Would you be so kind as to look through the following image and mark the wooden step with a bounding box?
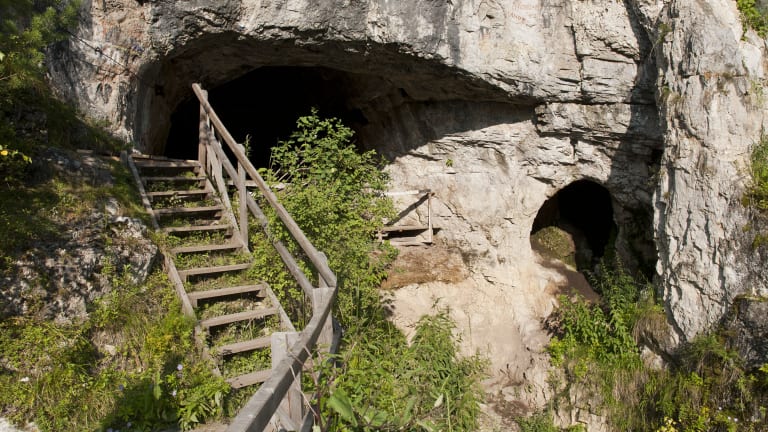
[216,336,271,356]
[161,224,233,235]
[134,159,200,169]
[142,175,206,182]
[153,205,223,217]
[200,308,278,329]
[171,242,242,255]
[178,262,252,280]
[380,225,432,233]
[226,369,271,389]
[187,284,266,307]
[147,189,211,198]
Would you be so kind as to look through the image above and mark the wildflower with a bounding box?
[177,363,183,371]
[1,150,8,156]
[171,389,177,397]
[19,377,30,383]
[118,384,125,391]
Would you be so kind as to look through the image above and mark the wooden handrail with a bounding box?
[192,83,337,288]
[191,83,338,431]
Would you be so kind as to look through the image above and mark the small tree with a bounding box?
[0,0,80,182]
[260,109,396,327]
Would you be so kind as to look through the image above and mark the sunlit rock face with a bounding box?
[48,0,768,425]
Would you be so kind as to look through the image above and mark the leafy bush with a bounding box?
[546,259,642,366]
[322,312,486,432]
[737,0,768,38]
[258,109,397,329]
[250,112,486,431]
[0,0,88,184]
[546,258,768,431]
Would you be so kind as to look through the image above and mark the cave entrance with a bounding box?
[530,180,617,272]
[164,66,368,167]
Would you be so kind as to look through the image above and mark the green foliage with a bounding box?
[530,226,576,268]
[737,0,768,38]
[0,155,145,275]
[746,134,768,211]
[0,269,229,431]
[0,0,81,180]
[322,312,486,432]
[546,259,642,366]
[259,109,397,329]
[250,112,486,431]
[546,258,768,431]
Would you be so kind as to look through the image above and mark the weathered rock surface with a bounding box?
[46,0,768,427]
[0,149,158,323]
[724,296,768,369]
[653,1,768,341]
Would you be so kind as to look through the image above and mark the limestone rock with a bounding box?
[0,150,159,323]
[724,296,768,369]
[653,0,768,340]
[44,0,768,428]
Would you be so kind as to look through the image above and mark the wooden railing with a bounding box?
[192,83,337,431]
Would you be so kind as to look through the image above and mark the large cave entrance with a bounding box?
[530,180,617,272]
[164,66,369,167]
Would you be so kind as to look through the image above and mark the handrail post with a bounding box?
[272,332,303,429]
[237,143,249,248]
[313,288,334,352]
[198,89,209,170]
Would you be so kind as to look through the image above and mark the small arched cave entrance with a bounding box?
[164,66,369,167]
[530,180,617,272]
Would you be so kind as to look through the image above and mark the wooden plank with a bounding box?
[187,284,266,307]
[384,189,431,197]
[132,154,198,163]
[389,240,433,246]
[380,225,431,232]
[272,332,303,428]
[227,369,271,389]
[217,336,271,356]
[153,205,223,216]
[147,189,210,198]
[142,176,206,182]
[134,159,199,169]
[161,224,232,234]
[225,286,336,432]
[178,262,251,279]
[200,308,278,329]
[171,242,242,255]
[125,153,160,231]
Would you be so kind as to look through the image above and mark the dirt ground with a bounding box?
[383,238,599,431]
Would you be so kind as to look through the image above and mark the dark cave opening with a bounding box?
[531,180,617,271]
[165,66,369,167]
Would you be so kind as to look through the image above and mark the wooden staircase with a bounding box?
[128,154,294,389]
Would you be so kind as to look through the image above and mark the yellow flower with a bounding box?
[0,150,8,156]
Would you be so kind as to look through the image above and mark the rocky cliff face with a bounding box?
[48,0,768,424]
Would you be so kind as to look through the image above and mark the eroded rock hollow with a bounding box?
[49,0,768,425]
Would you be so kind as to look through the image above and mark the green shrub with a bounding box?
[0,0,81,182]
[323,312,486,431]
[0,270,229,432]
[737,0,768,38]
[258,109,397,329]
[251,112,486,431]
[546,257,768,431]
